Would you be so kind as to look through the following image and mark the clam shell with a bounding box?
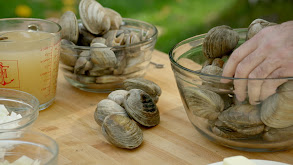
[183,87,224,120]
[103,30,125,46]
[261,81,293,128]
[74,57,88,74]
[123,32,140,45]
[90,46,117,68]
[60,39,78,66]
[123,89,160,127]
[102,114,143,149]
[212,120,249,139]
[91,37,106,45]
[76,74,96,84]
[263,126,293,142]
[77,23,96,46]
[211,58,225,68]
[211,119,263,139]
[199,65,233,94]
[79,0,110,35]
[108,90,129,105]
[219,104,263,126]
[87,65,113,76]
[58,11,79,44]
[123,78,161,103]
[247,19,277,40]
[113,50,128,75]
[203,25,239,59]
[104,8,122,30]
[94,99,128,126]
[96,69,146,84]
[200,65,223,82]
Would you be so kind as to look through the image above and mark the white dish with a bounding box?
[209,159,291,165]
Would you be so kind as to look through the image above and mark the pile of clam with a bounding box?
[183,19,293,142]
[59,0,153,87]
[94,78,161,149]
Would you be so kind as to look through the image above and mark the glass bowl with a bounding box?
[0,131,58,165]
[60,18,158,92]
[0,88,39,132]
[169,28,293,152]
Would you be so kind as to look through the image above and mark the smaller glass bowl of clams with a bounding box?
[58,0,158,92]
[169,19,293,152]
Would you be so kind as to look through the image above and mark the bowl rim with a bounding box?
[0,130,59,164]
[0,17,61,43]
[62,18,158,50]
[0,88,39,131]
[169,28,293,80]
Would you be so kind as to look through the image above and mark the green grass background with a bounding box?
[0,0,292,53]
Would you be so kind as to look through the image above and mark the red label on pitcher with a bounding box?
[0,60,20,88]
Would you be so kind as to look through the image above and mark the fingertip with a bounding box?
[234,90,246,102]
[220,78,231,83]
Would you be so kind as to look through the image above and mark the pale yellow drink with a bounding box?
[0,30,60,109]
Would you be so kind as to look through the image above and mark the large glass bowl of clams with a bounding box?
[60,17,158,92]
[169,23,293,152]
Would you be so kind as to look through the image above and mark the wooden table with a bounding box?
[32,50,293,165]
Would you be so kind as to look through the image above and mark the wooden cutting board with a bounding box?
[32,50,293,165]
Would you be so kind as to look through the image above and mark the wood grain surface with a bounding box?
[32,50,293,165]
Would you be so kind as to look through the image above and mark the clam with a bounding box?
[91,37,106,45]
[203,25,239,59]
[60,39,78,66]
[96,69,146,83]
[247,19,277,40]
[87,65,113,76]
[79,0,122,35]
[200,65,223,82]
[102,114,143,149]
[103,30,125,46]
[123,32,140,45]
[263,126,293,142]
[261,81,293,128]
[76,74,96,84]
[58,11,79,44]
[95,74,126,84]
[139,29,149,41]
[113,50,128,75]
[211,58,225,68]
[79,0,109,35]
[77,23,96,46]
[219,94,233,110]
[199,65,233,94]
[123,32,141,55]
[183,87,224,120]
[94,99,128,126]
[211,120,249,139]
[73,51,91,74]
[218,104,264,135]
[108,90,129,105]
[74,56,89,74]
[123,78,161,103]
[104,8,122,30]
[123,89,160,127]
[90,44,117,68]
[202,59,213,68]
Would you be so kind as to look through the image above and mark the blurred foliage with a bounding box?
[0,0,292,53]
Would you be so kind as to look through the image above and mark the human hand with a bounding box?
[221,21,293,105]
